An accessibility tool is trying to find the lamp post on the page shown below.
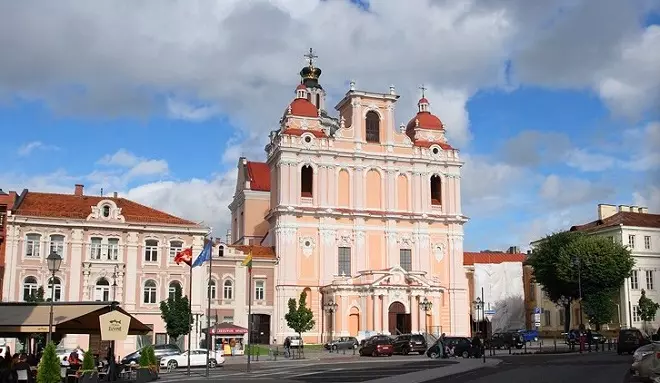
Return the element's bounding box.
[111,265,118,301]
[46,251,63,345]
[419,297,433,334]
[472,297,483,335]
[323,299,338,342]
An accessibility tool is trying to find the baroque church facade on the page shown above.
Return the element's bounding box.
[228,50,470,342]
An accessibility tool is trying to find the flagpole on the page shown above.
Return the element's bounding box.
[206,237,213,378]
[247,260,253,373]
[187,250,192,377]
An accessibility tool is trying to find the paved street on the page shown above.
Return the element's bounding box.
[427,352,635,383]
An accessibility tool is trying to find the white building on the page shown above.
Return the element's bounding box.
[570,204,660,330]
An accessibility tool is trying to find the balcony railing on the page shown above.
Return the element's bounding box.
[90,244,120,261]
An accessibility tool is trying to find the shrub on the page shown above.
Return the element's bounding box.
[147,346,157,367]
[37,342,61,383]
[138,347,151,368]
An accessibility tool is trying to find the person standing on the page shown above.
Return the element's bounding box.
[586,329,593,352]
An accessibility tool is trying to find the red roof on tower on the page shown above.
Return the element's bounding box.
[246,161,271,191]
[463,252,527,266]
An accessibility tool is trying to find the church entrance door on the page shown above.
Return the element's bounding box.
[388,302,411,335]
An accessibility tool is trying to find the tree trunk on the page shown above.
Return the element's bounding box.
[564,302,571,333]
[595,323,601,331]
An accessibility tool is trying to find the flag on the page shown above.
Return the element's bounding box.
[192,240,213,267]
[174,247,193,266]
[241,250,253,272]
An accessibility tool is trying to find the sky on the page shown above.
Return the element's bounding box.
[0,0,659,251]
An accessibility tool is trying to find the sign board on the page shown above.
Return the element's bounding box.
[99,311,131,341]
[534,307,541,314]
[533,312,541,328]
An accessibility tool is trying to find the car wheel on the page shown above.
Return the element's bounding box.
[208,359,217,368]
[429,351,439,359]
[461,351,469,358]
[167,360,178,370]
[419,351,425,355]
[353,344,358,349]
[387,354,393,357]
[372,351,378,357]
[332,345,337,351]
[402,347,409,355]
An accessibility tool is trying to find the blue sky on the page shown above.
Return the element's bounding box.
[0,1,658,251]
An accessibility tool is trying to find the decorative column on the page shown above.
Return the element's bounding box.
[68,229,84,300]
[410,295,419,332]
[354,166,364,210]
[372,294,379,331]
[124,232,139,311]
[340,294,348,335]
[381,294,389,334]
[360,294,368,331]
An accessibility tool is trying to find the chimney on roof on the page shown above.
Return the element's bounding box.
[631,205,639,212]
[74,184,84,196]
[226,229,232,244]
[640,207,649,214]
[507,246,520,254]
[598,204,617,220]
[113,192,118,198]
[619,204,630,212]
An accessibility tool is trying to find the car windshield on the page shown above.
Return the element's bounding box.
[375,339,391,345]
[411,335,425,342]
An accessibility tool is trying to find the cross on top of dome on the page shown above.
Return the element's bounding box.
[304,48,318,66]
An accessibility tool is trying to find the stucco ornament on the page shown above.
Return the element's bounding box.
[417,233,430,249]
[299,236,316,258]
[433,243,446,262]
[397,234,415,247]
[320,229,336,244]
[300,119,309,130]
[355,231,366,246]
[336,231,353,247]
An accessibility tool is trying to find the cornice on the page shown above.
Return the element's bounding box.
[8,216,209,235]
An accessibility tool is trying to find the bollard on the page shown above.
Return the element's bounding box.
[554,337,557,353]
[524,341,527,354]
[508,345,511,355]
[539,339,542,353]
[275,346,278,361]
[343,347,346,355]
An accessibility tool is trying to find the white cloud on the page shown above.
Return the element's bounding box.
[166,98,218,122]
[97,149,140,167]
[564,149,619,172]
[92,149,170,191]
[17,141,59,156]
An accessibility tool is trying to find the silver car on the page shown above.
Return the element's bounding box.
[631,343,655,380]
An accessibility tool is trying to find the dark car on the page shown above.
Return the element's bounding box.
[360,335,392,347]
[591,331,607,344]
[121,344,182,365]
[392,334,427,355]
[618,328,650,355]
[488,332,524,349]
[359,337,394,357]
[426,336,475,358]
[517,329,539,342]
[325,337,359,350]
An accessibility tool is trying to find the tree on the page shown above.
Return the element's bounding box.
[583,290,617,331]
[638,289,660,334]
[284,291,315,337]
[527,231,634,332]
[37,342,61,383]
[159,284,192,344]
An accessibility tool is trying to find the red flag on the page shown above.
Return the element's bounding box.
[174,247,193,266]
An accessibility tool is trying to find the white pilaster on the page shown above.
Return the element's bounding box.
[125,232,139,311]
[381,294,389,334]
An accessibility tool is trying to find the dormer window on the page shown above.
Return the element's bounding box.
[102,205,110,218]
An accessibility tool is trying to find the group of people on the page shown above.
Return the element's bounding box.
[436,333,484,358]
[0,348,39,383]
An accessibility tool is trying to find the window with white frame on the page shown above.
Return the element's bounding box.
[399,249,412,272]
[647,270,654,290]
[645,236,652,250]
[22,276,39,301]
[222,316,234,323]
[631,270,639,290]
[255,280,265,301]
[47,277,63,302]
[90,237,103,260]
[208,280,216,300]
[629,235,636,249]
[168,281,182,300]
[145,240,159,262]
[107,238,119,261]
[223,279,233,300]
[633,305,641,322]
[169,241,183,263]
[49,234,65,257]
[143,280,157,304]
[544,310,551,326]
[338,247,351,276]
[25,234,41,258]
[94,278,110,301]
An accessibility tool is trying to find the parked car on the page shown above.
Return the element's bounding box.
[325,337,359,350]
[284,336,304,349]
[618,328,650,355]
[426,336,476,359]
[517,329,539,342]
[359,337,393,357]
[631,343,657,381]
[392,334,427,355]
[488,332,524,349]
[360,335,393,347]
[121,344,182,365]
[591,331,607,344]
[160,349,224,369]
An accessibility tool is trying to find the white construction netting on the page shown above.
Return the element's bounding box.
[474,262,526,332]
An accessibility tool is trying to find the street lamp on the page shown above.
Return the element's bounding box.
[419,297,433,334]
[573,257,583,326]
[472,297,483,335]
[323,299,338,342]
[111,265,118,301]
[46,251,63,345]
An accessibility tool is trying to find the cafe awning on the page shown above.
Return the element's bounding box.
[0,302,152,337]
[203,322,248,336]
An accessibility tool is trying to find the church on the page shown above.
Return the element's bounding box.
[226,50,470,343]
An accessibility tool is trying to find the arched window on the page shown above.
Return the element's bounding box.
[168,281,182,300]
[430,175,442,206]
[47,277,63,302]
[94,278,110,302]
[223,279,234,300]
[49,234,65,257]
[22,277,39,301]
[25,234,41,258]
[145,239,159,262]
[208,280,217,300]
[102,205,111,218]
[143,280,157,304]
[301,165,313,198]
[365,111,380,143]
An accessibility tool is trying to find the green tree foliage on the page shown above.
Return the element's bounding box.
[159,284,193,343]
[583,291,617,331]
[527,231,634,332]
[284,291,315,337]
[147,346,157,366]
[139,346,151,367]
[81,349,95,372]
[37,342,61,383]
[638,289,660,333]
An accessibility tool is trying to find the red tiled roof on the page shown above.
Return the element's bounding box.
[463,252,526,266]
[406,111,444,132]
[14,192,197,225]
[570,211,660,232]
[245,161,271,192]
[288,98,319,118]
[229,245,276,260]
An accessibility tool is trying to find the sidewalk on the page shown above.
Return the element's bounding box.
[223,349,361,365]
[366,358,502,383]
